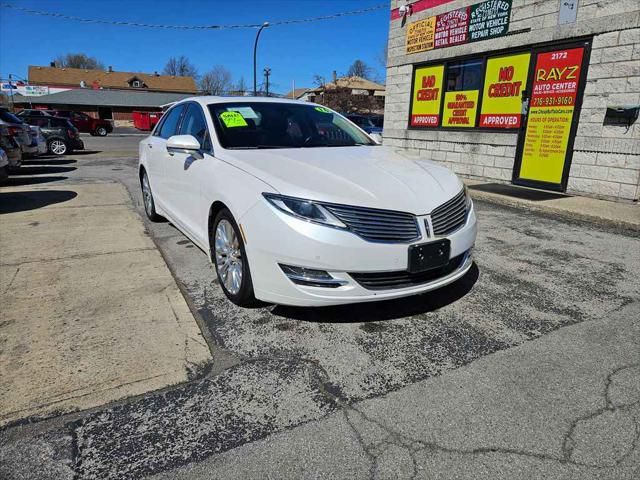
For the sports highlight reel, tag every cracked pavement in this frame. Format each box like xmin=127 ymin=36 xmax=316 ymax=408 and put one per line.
xmin=0 ymin=136 xmax=639 ymax=479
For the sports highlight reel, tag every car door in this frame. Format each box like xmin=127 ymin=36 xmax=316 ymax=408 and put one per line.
xmin=162 ymin=102 xmax=212 ymax=244
xmin=143 ymin=104 xmax=186 ymax=213
xmin=71 ymin=112 xmax=91 ymax=132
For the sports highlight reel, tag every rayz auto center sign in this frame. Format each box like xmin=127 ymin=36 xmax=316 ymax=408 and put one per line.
xmin=406 ymin=0 xmax=511 ymax=54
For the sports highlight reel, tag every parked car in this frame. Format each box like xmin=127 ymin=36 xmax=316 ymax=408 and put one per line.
xmin=0 ymin=147 xmax=9 ymax=184
xmin=139 ymin=98 xmax=476 ymax=307
xmin=47 ymin=110 xmax=113 ymax=136
xmin=29 ymin=125 xmax=48 ymax=155
xmin=370 ymin=115 xmax=384 ymax=128
xmin=0 ymin=124 xmax=22 ymax=169
xmin=344 ymin=114 xmax=383 ymax=135
xmin=0 ymin=107 xmax=37 ymax=158
xmin=20 ymin=115 xmax=84 ymax=155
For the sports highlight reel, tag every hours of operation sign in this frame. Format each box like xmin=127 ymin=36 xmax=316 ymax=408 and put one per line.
xmin=518 ymin=47 xmax=584 ymax=184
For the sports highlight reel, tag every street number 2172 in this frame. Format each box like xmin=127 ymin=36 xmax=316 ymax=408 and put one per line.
xmin=551 ymin=51 xmax=568 ymax=60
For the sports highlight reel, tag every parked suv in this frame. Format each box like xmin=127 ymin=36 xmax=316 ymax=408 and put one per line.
xmin=48 ymin=110 xmax=113 ymax=136
xmin=344 ymin=114 xmax=383 ymax=135
xmin=21 ymin=115 xmax=84 ymax=155
xmin=0 ymin=124 xmax=23 ymax=169
xmin=0 ymin=107 xmax=37 ymax=159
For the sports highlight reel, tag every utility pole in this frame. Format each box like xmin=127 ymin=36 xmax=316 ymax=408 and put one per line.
xmin=263 ymin=67 xmax=271 ymax=97
xmin=8 ymin=74 xmax=14 ymax=112
xmin=253 ymin=22 xmax=269 ymax=96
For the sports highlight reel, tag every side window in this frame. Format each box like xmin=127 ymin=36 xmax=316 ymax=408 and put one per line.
xmin=179 ymin=104 xmax=211 ymax=150
xmin=158 ymin=105 xmax=185 ymax=140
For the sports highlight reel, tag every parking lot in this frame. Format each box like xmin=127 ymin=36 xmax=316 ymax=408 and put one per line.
xmin=1 ymin=134 xmax=639 ymax=479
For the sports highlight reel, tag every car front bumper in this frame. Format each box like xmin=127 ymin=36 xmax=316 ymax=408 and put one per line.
xmin=239 ymin=198 xmax=478 ymax=306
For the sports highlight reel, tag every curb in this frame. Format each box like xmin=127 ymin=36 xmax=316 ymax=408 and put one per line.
xmin=468 ymin=188 xmax=640 ymax=235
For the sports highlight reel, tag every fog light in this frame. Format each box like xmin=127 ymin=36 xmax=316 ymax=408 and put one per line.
xmin=279 ymin=264 xmax=347 ymax=288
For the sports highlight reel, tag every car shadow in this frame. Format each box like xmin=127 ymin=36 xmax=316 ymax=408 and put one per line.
xmin=270 ymin=263 xmax=480 ymax=323
xmin=11 ymin=166 xmax=77 ymax=175
xmin=0 ymin=190 xmax=78 ymax=214
xmin=25 ymin=157 xmax=77 ymax=165
xmin=4 ymin=176 xmax=68 ymax=186
xmin=70 ymin=150 xmax=101 ymax=155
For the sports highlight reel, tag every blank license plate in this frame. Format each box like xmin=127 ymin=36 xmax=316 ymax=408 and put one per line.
xmin=408 ymin=239 xmax=450 ymax=273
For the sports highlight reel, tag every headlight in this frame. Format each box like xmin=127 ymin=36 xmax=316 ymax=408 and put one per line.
xmin=263 ymin=193 xmax=347 ymax=228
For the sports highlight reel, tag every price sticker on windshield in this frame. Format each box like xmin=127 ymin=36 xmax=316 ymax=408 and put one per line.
xmin=219 ymin=111 xmax=248 ymax=128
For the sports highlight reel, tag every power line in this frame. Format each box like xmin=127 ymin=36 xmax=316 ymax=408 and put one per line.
xmin=0 ymin=2 xmax=386 ymax=30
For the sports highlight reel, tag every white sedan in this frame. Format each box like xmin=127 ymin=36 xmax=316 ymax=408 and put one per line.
xmin=139 ymin=97 xmax=477 ymax=307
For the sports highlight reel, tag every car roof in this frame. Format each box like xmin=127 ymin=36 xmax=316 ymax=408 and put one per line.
xmin=174 ymin=96 xmax=323 ymax=109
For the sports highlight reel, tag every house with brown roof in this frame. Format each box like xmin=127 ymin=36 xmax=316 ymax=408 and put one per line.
xmin=17 ymin=65 xmax=198 ymax=127
xmin=307 ymin=73 xmax=385 ymax=114
xmin=28 ymin=65 xmax=198 ymax=94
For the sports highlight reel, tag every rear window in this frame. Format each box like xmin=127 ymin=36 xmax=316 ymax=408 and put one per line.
xmin=0 ymin=110 xmax=23 ymax=124
xmin=50 ymin=118 xmax=72 ymax=128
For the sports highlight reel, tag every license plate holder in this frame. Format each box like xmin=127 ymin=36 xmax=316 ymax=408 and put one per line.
xmin=408 ymin=239 xmax=451 ymax=273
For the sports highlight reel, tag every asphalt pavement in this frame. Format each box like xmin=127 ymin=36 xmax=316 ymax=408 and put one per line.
xmin=0 ymin=135 xmax=638 ymax=479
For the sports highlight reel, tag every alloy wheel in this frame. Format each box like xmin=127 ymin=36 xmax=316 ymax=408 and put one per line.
xmin=97 ymin=127 xmax=107 ymax=136
xmin=142 ymin=174 xmax=153 ymax=216
xmin=215 ymin=219 xmax=243 ymax=295
xmin=50 ymin=140 xmax=67 ymax=155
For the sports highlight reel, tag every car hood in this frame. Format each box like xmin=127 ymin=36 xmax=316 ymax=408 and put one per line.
xmin=219 ymin=146 xmax=463 ymax=214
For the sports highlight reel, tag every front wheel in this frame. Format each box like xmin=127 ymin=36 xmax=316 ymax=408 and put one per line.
xmin=141 ymin=171 xmax=161 ymax=222
xmin=212 ymin=209 xmax=257 ymax=307
xmin=48 ymin=139 xmax=67 ymax=156
xmin=95 ymin=126 xmax=108 ymax=136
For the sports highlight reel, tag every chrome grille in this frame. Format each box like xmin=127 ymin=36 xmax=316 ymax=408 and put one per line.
xmin=430 ymin=189 xmax=468 ymax=236
xmin=323 ymin=203 xmax=420 ymax=243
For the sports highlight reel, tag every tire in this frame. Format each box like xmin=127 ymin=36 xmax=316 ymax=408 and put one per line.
xmin=212 ymin=209 xmax=257 ymax=307
xmin=48 ymin=139 xmax=67 ymax=156
xmin=95 ymin=126 xmax=108 ymax=136
xmin=140 ymin=171 xmax=161 ymax=222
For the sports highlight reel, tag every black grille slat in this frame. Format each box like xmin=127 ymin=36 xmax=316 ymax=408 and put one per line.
xmin=349 ymin=254 xmax=465 ymax=290
xmin=324 ymin=203 xmax=420 ymax=243
xmin=430 ymin=190 xmax=468 ymax=236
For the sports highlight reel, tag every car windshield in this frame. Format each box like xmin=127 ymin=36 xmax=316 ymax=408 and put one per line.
xmin=208 ymin=102 xmax=375 ymax=149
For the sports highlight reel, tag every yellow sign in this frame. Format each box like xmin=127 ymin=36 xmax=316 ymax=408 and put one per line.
xmin=442 ymin=90 xmax=479 ymax=128
xmin=519 ymin=108 xmax=573 ymax=183
xmin=480 ymin=52 xmax=530 ymax=128
xmin=219 ymin=111 xmax=248 ymax=128
xmin=406 ymin=17 xmax=436 ymax=54
xmin=518 ymin=47 xmax=584 ymax=185
xmin=410 ymin=65 xmax=444 ymax=127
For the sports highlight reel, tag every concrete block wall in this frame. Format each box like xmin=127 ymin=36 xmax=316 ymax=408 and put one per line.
xmin=385 ymin=0 xmax=640 ymax=201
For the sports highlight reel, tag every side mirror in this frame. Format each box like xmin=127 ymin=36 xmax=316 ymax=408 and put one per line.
xmin=166 ymin=134 xmax=203 ymax=159
xmin=369 ymin=133 xmax=383 ymax=145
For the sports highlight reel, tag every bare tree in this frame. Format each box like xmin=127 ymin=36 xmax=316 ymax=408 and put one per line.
xmin=55 ymin=53 xmax=104 ymax=70
xmin=377 ymin=44 xmax=388 ymax=69
xmin=163 ymin=56 xmax=198 ymax=78
xmin=312 ymin=74 xmax=326 ymax=87
xmin=199 ymin=66 xmax=233 ymax=95
xmin=235 ymin=76 xmax=248 ymax=95
xmin=346 ymin=60 xmax=373 ymax=79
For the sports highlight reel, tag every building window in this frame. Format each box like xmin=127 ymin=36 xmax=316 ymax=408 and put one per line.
xmin=132 ymin=80 xmax=141 ymax=88
xmin=409 ymin=50 xmax=532 ymax=131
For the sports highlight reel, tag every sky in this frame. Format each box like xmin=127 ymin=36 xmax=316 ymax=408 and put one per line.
xmin=0 ymin=0 xmax=390 ymax=94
